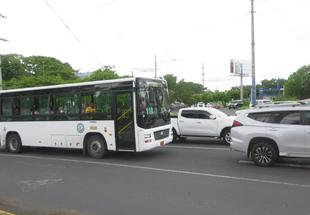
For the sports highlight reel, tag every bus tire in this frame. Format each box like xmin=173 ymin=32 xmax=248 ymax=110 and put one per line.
xmin=87 ymin=135 xmax=107 ymax=159
xmin=6 ymin=133 xmax=22 ymax=153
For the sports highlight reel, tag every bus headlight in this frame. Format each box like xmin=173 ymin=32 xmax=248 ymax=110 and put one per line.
xmin=144 ymin=134 xmax=152 ymax=139
xmin=144 ymin=133 xmax=152 ymax=143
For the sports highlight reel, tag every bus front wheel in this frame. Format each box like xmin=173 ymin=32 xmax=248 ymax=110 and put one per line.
xmin=87 ymin=135 xmax=107 ymax=159
xmin=6 ymin=133 xmax=22 ymax=153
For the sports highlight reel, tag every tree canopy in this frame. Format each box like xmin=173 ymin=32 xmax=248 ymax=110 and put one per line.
xmin=1 ymin=53 xmax=309 ymax=104
xmin=83 ymin=66 xmax=119 ymax=82
xmin=285 ymin=65 xmax=310 ymax=99
xmin=1 ymin=54 xmax=120 ymax=89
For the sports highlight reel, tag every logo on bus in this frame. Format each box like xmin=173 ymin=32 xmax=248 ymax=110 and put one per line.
xmin=77 ymin=123 xmax=85 ymax=133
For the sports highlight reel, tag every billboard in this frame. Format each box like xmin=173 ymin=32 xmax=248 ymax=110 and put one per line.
xmin=230 ymin=59 xmax=251 ymax=76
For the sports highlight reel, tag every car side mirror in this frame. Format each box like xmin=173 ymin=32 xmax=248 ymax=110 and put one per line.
xmin=209 ymin=115 xmax=216 ymax=120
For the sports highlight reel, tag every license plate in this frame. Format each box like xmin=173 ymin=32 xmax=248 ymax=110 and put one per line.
xmin=160 ymin=141 xmax=164 ymax=146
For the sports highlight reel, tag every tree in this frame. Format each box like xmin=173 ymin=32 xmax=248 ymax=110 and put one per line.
xmin=1 ymin=54 xmax=28 ymax=81
xmin=261 ymin=78 xmax=286 ymax=90
xmin=174 ymin=80 xmax=204 ymax=105
xmin=164 ymin=74 xmax=177 ymax=102
xmin=84 ymin=66 xmax=119 ymax=81
xmin=4 ymin=75 xmax=65 ymax=89
xmin=286 ymin=65 xmax=310 ymax=99
xmin=23 ymin=55 xmax=77 ymax=80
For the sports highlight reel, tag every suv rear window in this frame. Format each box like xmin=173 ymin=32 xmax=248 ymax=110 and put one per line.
xmin=181 ymin=110 xmax=210 ymax=119
xmin=247 ymin=111 xmax=301 ymax=125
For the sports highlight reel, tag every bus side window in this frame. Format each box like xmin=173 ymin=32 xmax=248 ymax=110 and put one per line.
xmin=55 ymin=95 xmax=67 ymax=114
xmin=13 ymin=98 xmax=21 ymax=117
xmin=31 ymin=95 xmax=52 ymax=120
xmin=20 ymin=96 xmax=32 ymax=120
xmin=38 ymin=95 xmax=50 ymax=115
xmin=81 ymin=93 xmax=95 ymax=114
xmin=94 ymin=91 xmax=112 ymax=119
xmin=32 ymin=96 xmax=40 ymax=116
xmin=55 ymin=93 xmax=79 ymax=119
xmin=1 ymin=98 xmax=13 ymax=121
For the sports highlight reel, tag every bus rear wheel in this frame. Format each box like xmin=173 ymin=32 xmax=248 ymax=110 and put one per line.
xmin=6 ymin=133 xmax=22 ymax=153
xmin=87 ymin=135 xmax=107 ymax=159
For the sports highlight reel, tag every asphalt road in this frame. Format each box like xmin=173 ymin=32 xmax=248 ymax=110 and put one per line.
xmin=1 ymin=138 xmax=310 ymax=215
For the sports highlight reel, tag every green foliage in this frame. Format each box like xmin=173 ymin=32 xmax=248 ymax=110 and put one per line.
xmin=174 ymin=80 xmax=204 ymax=105
xmin=286 ymin=65 xmax=310 ymax=99
xmin=83 ymin=66 xmax=119 ymax=81
xmin=1 ymin=54 xmax=79 ymax=89
xmin=4 ymin=75 xmax=65 ymax=89
xmin=1 ymin=54 xmax=28 ymax=81
xmin=163 ymin=74 xmax=204 ymax=105
xmin=1 ymin=53 xmax=123 ymax=90
xmin=164 ymin=74 xmax=177 ymax=90
xmin=261 ymin=78 xmax=286 ymax=89
xmin=163 ymin=74 xmax=177 ymax=103
xmin=2 ymin=53 xmax=309 ymax=104
xmin=23 ymin=56 xmax=77 ymax=80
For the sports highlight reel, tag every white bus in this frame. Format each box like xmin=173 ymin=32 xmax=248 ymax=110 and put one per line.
xmin=0 ymin=77 xmax=172 ymax=158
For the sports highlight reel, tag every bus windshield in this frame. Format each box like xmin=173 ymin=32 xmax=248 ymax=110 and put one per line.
xmin=136 ymin=79 xmax=170 ymax=129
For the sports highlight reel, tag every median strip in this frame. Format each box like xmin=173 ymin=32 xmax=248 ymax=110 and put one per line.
xmin=0 ymin=209 xmax=15 ymax=215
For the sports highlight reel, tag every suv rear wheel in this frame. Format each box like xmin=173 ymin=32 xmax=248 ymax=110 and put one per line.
xmin=222 ymin=129 xmax=231 ymax=145
xmin=251 ymin=142 xmax=277 ymax=167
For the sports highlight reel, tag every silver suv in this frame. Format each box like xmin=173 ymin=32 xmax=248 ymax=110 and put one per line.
xmin=230 ymin=106 xmax=310 ymax=167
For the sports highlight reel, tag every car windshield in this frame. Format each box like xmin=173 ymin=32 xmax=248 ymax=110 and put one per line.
xmin=136 ymin=79 xmax=170 ymax=129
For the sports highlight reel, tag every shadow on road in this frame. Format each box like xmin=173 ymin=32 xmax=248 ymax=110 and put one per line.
xmin=172 ymin=137 xmax=228 ymax=146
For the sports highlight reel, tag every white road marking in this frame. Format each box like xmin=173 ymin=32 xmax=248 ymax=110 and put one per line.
xmin=166 ymin=145 xmax=230 ymax=151
xmin=1 ymin=153 xmax=310 ymax=189
xmin=239 ymin=160 xmax=310 ymax=169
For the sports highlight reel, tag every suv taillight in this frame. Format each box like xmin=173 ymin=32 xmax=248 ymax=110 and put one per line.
xmin=232 ymin=120 xmax=243 ymax=127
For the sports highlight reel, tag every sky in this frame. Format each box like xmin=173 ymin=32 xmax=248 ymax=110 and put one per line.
xmin=0 ymin=0 xmax=310 ymax=91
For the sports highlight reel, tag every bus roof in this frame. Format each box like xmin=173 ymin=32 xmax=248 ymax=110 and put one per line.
xmin=0 ymin=77 xmax=163 ymax=94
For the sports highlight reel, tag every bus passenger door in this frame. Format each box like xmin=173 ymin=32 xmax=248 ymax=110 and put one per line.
xmin=115 ymin=92 xmax=135 ymax=150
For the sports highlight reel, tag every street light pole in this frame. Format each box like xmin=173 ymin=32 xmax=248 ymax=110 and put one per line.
xmin=250 ymin=0 xmax=256 ymax=106
xmin=154 ymin=55 xmax=157 ymax=78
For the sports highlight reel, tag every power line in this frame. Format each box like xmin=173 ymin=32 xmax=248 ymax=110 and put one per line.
xmin=0 ymin=38 xmax=9 ymax=42
xmin=43 ymin=0 xmax=103 ymax=69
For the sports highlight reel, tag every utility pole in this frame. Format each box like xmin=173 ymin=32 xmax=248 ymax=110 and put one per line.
xmin=0 ymin=13 xmax=7 ymax=90
xmin=0 ymin=56 xmax=2 ymax=90
xmin=250 ymin=0 xmax=256 ymax=106
xmin=201 ymin=62 xmax=205 ymax=90
xmin=240 ymin=68 xmax=244 ymax=101
xmin=154 ymin=55 xmax=157 ymax=78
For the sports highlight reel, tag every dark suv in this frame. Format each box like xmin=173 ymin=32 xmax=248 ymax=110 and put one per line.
xmin=228 ymin=100 xmax=243 ymax=109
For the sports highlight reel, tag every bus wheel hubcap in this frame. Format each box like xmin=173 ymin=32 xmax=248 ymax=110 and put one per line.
xmin=91 ymin=141 xmax=101 ymax=152
xmin=9 ymin=138 xmax=18 ymax=150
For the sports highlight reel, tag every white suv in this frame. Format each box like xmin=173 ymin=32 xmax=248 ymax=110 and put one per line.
xmin=230 ymin=106 xmax=310 ymax=167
